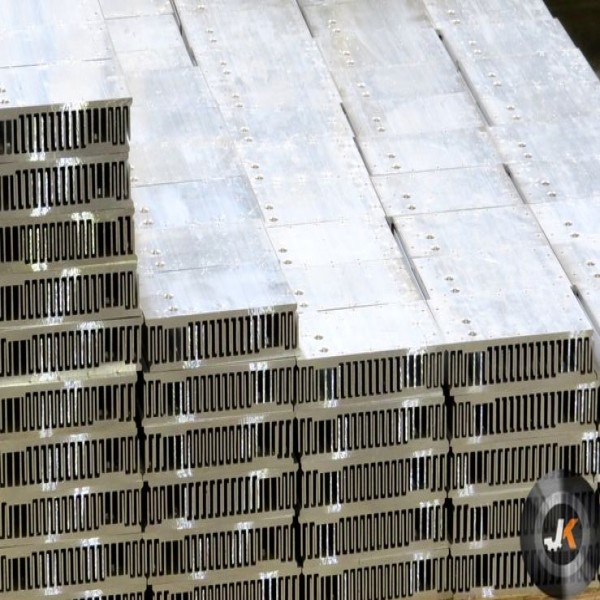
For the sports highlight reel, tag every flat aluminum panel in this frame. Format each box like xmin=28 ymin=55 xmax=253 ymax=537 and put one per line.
xmin=107 ymin=15 xmax=186 ymax=54
xmin=508 ymin=159 xmax=600 ymax=204
xmin=301 ymin=0 xmax=429 ymax=35
xmin=0 ymin=0 xmax=102 ymax=29
xmin=250 ymin=174 xmax=383 ymax=225
xmin=458 ymin=50 xmax=600 ymax=124
xmin=342 ymin=91 xmax=483 ymax=137
xmin=358 ymin=127 xmax=501 ymax=175
xmin=124 ymin=67 xmax=216 ymax=108
xmin=235 ymin=137 xmax=368 ymax=181
xmin=392 ymin=206 xmax=545 ymax=259
xmin=440 ymin=16 xmax=572 ymax=61
xmin=298 ymin=301 xmax=442 ymax=361
xmin=531 ymin=199 xmax=600 ymax=243
xmin=177 ymin=2 xmax=309 ymax=42
xmin=373 ymin=165 xmax=520 ymax=216
xmin=116 ymin=47 xmax=193 ymax=73
xmin=139 ymin=264 xmax=295 ymax=323
xmin=0 ymin=22 xmax=113 ymax=67
xmin=131 ymin=103 xmax=228 ymax=143
xmin=100 ymin=0 xmax=173 ymax=18
xmin=491 ymin=115 xmax=600 ymax=164
xmin=219 ymin=101 xmax=354 ymax=143
xmin=129 ymin=138 xmax=243 ymax=186
xmin=0 ymin=61 xmax=128 ymax=111
xmin=412 ymin=245 xmax=572 ymax=299
xmin=424 ymin=0 xmax=551 ymax=26
xmin=429 ymin=287 xmax=591 ymax=346
xmin=284 ymin=260 xmax=421 ymax=312
xmin=136 ymin=221 xmax=278 ymax=274
xmin=133 ymin=179 xmax=260 ymax=226
xmin=331 ymin=58 xmax=466 ymax=104
xmin=312 ymin=22 xmax=449 ymax=70
xmin=266 ymin=219 xmax=402 ymax=267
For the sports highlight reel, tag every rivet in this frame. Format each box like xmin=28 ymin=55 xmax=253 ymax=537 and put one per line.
xmin=586 ymin=261 xmax=595 ymax=267
xmin=315 ymin=334 xmax=323 ymax=340
xmin=426 ymin=234 xmax=435 ymax=240
xmin=402 ymin=193 xmax=411 ymax=199
xmin=468 ymin=331 xmax=477 ymax=337
xmin=294 ymin=290 xmax=303 ymax=296
xmin=445 ymin=276 xmax=454 ymax=282
xmin=408 ymin=204 xmax=416 ymax=210
xmin=564 ymin=221 xmax=573 ymax=227
xmin=265 ymin=204 xmax=274 ymax=210
xmin=164 ymin=293 xmax=173 ymax=299
xmin=279 ymin=248 xmax=287 ymax=253
xmin=462 ymin=318 xmax=471 ymax=324
xmin=571 ymin=232 xmax=580 ymax=238
xmin=392 ymin=163 xmax=402 ymax=170
xmin=431 ymin=245 xmax=440 ymax=252
xmin=320 ymin=347 xmax=329 ymax=353
xmin=451 ymin=288 xmax=460 ymax=293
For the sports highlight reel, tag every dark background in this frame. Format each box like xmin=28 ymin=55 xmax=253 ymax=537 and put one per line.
xmin=545 ymin=0 xmax=600 ymax=75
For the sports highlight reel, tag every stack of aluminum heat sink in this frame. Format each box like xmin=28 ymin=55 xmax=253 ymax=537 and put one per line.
xmin=0 ymin=7 xmax=146 ymax=597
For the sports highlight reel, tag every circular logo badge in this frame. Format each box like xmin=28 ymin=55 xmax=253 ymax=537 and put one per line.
xmin=521 ymin=471 xmax=600 ymax=599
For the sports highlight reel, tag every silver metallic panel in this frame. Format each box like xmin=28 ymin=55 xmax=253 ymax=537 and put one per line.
xmin=133 ymin=179 xmax=260 ymax=226
xmin=235 ymin=137 xmax=368 ymax=181
xmin=124 ymin=68 xmax=216 ymax=108
xmin=116 ymin=47 xmax=192 ymax=73
xmin=250 ymin=174 xmax=382 ymax=225
xmin=219 ymin=102 xmax=353 ymax=144
xmin=429 ymin=288 xmax=591 ymax=345
xmin=298 ymin=301 xmax=442 ymax=361
xmin=267 ymin=219 xmax=402 ymax=267
xmin=392 ymin=206 xmax=545 ymax=259
xmin=342 ymin=91 xmax=483 ymax=137
xmin=440 ymin=16 xmax=572 ymax=61
xmin=508 ymin=159 xmax=600 ymax=204
xmin=413 ymin=245 xmax=572 ymax=299
xmin=373 ymin=166 xmax=520 ymax=216
xmin=0 ymin=0 xmax=102 ymax=29
xmin=301 ymin=0 xmax=429 ymax=35
xmin=0 ymin=61 xmax=128 ymax=111
xmin=491 ymin=115 xmax=600 ymax=164
xmin=107 ymin=15 xmax=186 ymax=54
xmin=358 ymin=127 xmax=501 ymax=175
xmin=331 ymin=58 xmax=465 ymax=104
xmin=139 ymin=264 xmax=295 ymax=322
xmin=0 ymin=22 xmax=113 ymax=67
xmin=284 ymin=260 xmax=420 ymax=312
xmin=136 ymin=221 xmax=276 ymax=274
xmin=129 ymin=138 xmax=243 ymax=186
xmin=132 ymin=103 xmax=228 ymax=144
xmin=100 ymin=0 xmax=173 ymax=18
xmin=313 ymin=23 xmax=449 ymax=70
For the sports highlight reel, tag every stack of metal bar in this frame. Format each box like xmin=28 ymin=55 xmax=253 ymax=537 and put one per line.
xmin=172 ymin=2 xmax=452 ymax=599
xmin=0 ymin=2 xmax=145 ymax=598
xmin=101 ymin=3 xmax=303 ymax=597
xmin=301 ymin=0 xmax=600 ymax=596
